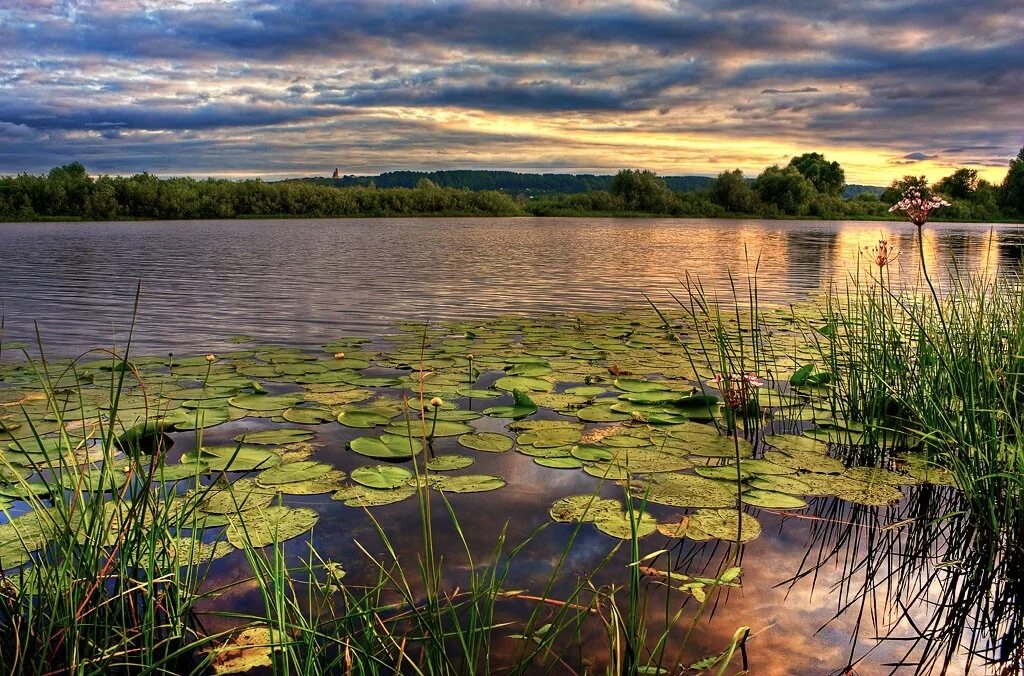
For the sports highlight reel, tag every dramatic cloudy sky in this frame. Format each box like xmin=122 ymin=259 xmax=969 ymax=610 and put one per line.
xmin=1 ymin=0 xmax=1022 ymax=183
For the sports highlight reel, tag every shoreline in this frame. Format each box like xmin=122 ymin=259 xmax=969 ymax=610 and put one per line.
xmin=2 ymin=212 xmax=1022 ymax=225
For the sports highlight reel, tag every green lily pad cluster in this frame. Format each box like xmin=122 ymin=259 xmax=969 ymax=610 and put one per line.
xmin=0 ymin=304 xmax=963 ymax=566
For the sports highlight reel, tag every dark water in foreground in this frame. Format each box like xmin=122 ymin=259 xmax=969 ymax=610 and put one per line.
xmin=2 ymin=217 xmax=1023 ymax=674
xmin=0 ymin=217 xmax=1021 ymax=355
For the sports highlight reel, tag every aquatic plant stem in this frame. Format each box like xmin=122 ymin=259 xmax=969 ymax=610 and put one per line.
xmin=732 ymin=425 xmax=743 ymax=545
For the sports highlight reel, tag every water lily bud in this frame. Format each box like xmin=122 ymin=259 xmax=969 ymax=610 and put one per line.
xmin=467 ymin=354 xmax=474 ymax=360
xmin=205 ymin=354 xmax=216 ymax=362
xmin=429 ymin=397 xmax=444 ymax=408
xmin=334 ymin=352 xmax=345 ymax=359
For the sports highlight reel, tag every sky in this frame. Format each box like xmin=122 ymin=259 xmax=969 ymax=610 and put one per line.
xmin=1 ymin=0 xmax=1022 ymax=184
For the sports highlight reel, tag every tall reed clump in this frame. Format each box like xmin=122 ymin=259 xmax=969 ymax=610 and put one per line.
xmin=805 ymin=192 xmax=1024 ymax=667
xmin=0 ymin=335 xmax=222 ymax=672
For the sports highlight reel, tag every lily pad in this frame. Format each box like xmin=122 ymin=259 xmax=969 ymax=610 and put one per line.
xmin=741 ymin=489 xmax=807 ymax=509
xmin=763 ymin=450 xmax=845 ymax=474
xmin=271 ymin=471 xmax=347 ymax=495
xmin=282 ymin=407 xmax=335 ymax=424
xmin=635 ymin=473 xmax=736 ymax=509
xmin=430 ymin=474 xmax=506 ymax=493
xmin=349 ymin=434 xmax=423 ymax=460
xmin=534 ymin=456 xmax=584 ymax=469
xmin=351 ymin=465 xmax=413 ymax=489
xmin=331 ymin=483 xmax=416 ymax=507
xmin=457 ymin=432 xmax=514 ymax=453
xmin=747 ymin=474 xmax=812 ymax=495
xmin=225 ymin=505 xmax=319 ymax=548
xmin=228 ymin=394 xmax=303 ymax=412
xmin=493 ymin=376 xmax=554 ymax=392
xmin=483 ymin=390 xmax=539 ymax=419
xmin=337 ymin=409 xmax=395 ymax=428
xmin=233 ymin=428 xmax=315 ymax=445
xmin=182 ymin=445 xmax=282 ymax=472
xmin=385 ymin=419 xmax=474 ymax=438
xmin=426 ymin=454 xmax=475 ymax=471
xmin=576 ymin=404 xmax=631 ymax=423
xmin=517 ymin=427 xmax=582 ymax=447
xmin=688 ymin=508 xmax=762 ymax=543
xmin=256 ymin=461 xmax=334 ymax=486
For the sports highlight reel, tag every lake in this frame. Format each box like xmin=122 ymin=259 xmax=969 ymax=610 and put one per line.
xmin=2 ymin=217 xmax=1022 ymax=675
xmin=1 ymin=217 xmax=1021 ymax=355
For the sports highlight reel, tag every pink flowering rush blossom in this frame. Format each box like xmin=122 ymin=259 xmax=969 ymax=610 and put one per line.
xmin=889 ymin=189 xmax=950 ymax=227
xmin=714 ymin=371 xmax=764 ymax=411
xmin=865 ymin=239 xmax=898 ymax=269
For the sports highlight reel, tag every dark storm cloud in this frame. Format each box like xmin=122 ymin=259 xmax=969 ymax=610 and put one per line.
xmin=0 ymin=0 xmax=1021 ymax=176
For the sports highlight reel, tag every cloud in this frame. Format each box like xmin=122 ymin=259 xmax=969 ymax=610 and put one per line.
xmin=902 ymin=152 xmax=936 ymax=161
xmin=761 ymin=87 xmax=820 ymax=94
xmin=0 ymin=0 xmax=1021 ymax=181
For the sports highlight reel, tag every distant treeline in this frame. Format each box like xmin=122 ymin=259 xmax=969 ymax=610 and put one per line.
xmin=0 ymin=165 xmax=522 ymax=221
xmin=2 ymin=148 xmax=1022 ymax=222
xmin=319 ymin=170 xmax=715 ymax=195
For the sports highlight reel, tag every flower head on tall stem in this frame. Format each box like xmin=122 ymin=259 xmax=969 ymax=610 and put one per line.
xmin=865 ymin=239 xmax=898 ymax=269
xmin=888 ymin=189 xmax=950 ymax=227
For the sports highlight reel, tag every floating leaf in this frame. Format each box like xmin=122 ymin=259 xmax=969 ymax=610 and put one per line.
xmin=164 ymin=407 xmax=230 ymax=430
xmin=455 ymin=387 xmax=502 ymax=399
xmin=570 ymin=445 xmax=616 ymax=462
xmin=549 ymin=495 xmax=622 ymax=523
xmin=233 ymin=428 xmax=315 ymax=445
xmin=430 ymin=474 xmax=506 ymax=493
xmin=741 ymin=489 xmax=807 ymax=509
xmin=182 ymin=445 xmax=282 ymax=472
xmin=226 ymin=506 xmax=319 ymax=548
xmin=351 ymin=465 xmax=413 ymax=489
xmin=576 ymin=404 xmax=631 ymax=423
xmin=636 ymin=473 xmax=736 ymax=508
xmin=266 ymin=471 xmax=346 ymax=495
xmin=426 ymin=455 xmax=475 ymax=471
xmin=349 ymin=434 xmax=423 ymax=460
xmin=517 ymin=427 xmax=582 ymax=447
xmin=457 ymin=432 xmax=514 ymax=453
xmin=614 ymin=379 xmax=670 ymax=393
xmin=483 ymin=389 xmax=539 ymax=419
xmin=747 ymin=474 xmax=812 ymax=495
xmin=256 ymin=461 xmax=334 ymax=486
xmin=200 ymin=479 xmax=276 ymax=514
xmin=738 ymin=459 xmax=795 ymax=476
xmin=228 ymin=394 xmax=303 ymax=412
xmin=385 ymin=419 xmax=474 ymax=437
xmin=281 ymin=407 xmax=335 ymax=424
xmin=331 ymin=483 xmax=416 ymax=507
xmin=534 ymin=456 xmax=583 ymax=469
xmin=694 ymin=465 xmax=751 ymax=481
xmin=688 ymin=508 xmax=762 ymax=543
xmin=763 ymin=450 xmax=845 ymax=474
xmin=493 ymin=376 xmax=553 ymax=392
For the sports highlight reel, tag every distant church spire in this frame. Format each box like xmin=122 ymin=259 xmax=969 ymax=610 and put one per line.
xmin=332 ymin=168 xmax=340 ymax=179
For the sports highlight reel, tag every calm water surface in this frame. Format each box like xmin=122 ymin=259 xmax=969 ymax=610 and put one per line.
xmin=2 ymin=217 xmax=1022 ymax=675
xmin=1 ymin=216 xmax=1021 ymax=356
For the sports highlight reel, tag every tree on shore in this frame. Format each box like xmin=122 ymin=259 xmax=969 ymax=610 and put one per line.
xmin=1001 ymin=147 xmax=1024 ymax=215
xmin=609 ymin=169 xmax=672 ymax=212
xmin=753 ymin=165 xmax=815 ymax=215
xmin=881 ymin=175 xmax=930 ymax=204
xmin=707 ymin=169 xmax=756 ymax=213
xmin=787 ymin=152 xmax=845 ymax=196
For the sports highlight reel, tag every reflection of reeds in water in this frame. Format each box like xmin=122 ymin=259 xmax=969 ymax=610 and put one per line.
xmin=779 ymin=484 xmax=1023 ymax=674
